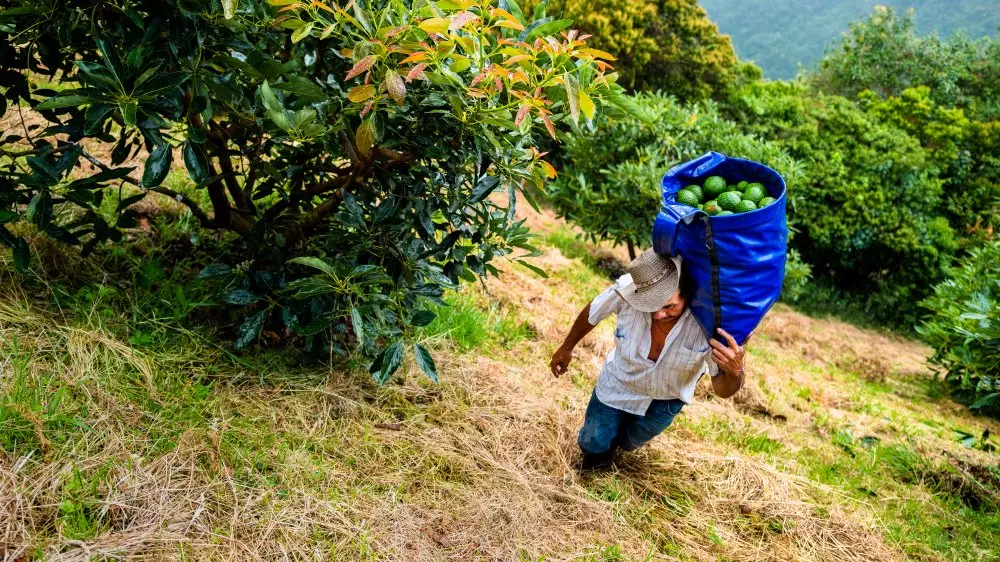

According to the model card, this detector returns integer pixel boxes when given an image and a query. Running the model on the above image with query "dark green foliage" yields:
[813,6,1000,121]
[530,0,750,100]
[0,0,633,381]
[724,81,959,326]
[545,91,798,257]
[917,241,1000,416]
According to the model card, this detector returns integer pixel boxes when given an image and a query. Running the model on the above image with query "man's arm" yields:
[709,328,746,399]
[550,303,597,377]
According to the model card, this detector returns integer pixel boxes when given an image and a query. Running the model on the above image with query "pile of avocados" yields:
[675,176,776,216]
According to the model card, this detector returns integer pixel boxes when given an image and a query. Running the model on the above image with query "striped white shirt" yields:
[589,274,718,415]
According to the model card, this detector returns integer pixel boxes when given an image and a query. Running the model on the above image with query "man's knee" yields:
[619,399,685,451]
[577,392,622,455]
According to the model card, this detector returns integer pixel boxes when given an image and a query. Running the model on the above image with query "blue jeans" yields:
[578,391,685,455]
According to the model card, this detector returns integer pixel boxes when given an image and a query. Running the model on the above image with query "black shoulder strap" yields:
[704,219,722,342]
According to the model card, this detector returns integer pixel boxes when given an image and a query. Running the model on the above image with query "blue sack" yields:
[652,152,788,345]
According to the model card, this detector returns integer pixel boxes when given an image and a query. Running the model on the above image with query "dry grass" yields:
[1,201,998,561]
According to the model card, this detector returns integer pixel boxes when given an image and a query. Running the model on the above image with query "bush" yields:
[917,241,1000,415]
[0,0,634,380]
[813,6,1000,121]
[529,0,749,100]
[860,87,999,252]
[724,81,958,327]
[546,92,798,259]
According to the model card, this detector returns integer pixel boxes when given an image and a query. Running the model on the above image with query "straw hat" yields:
[616,249,682,313]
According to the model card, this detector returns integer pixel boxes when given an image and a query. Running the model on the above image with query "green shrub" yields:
[724,81,958,327]
[546,92,797,259]
[813,6,1000,121]
[0,0,636,381]
[529,0,750,100]
[782,249,812,303]
[917,241,1000,415]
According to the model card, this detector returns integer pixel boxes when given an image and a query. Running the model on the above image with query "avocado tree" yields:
[547,92,797,259]
[0,0,633,380]
[524,0,753,99]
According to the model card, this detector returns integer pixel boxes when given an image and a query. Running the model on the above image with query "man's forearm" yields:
[559,303,596,350]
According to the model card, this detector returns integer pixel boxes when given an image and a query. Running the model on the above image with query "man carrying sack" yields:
[550,248,747,470]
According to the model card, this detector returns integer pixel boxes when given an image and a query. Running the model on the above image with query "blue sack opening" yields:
[652,152,788,345]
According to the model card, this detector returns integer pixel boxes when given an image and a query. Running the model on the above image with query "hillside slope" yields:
[699,0,1000,78]
[1,202,999,560]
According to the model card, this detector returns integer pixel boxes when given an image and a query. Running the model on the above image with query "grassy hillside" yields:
[2,198,999,560]
[699,0,1000,78]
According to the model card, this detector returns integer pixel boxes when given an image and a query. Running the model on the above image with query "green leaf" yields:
[224,289,260,305]
[564,74,579,124]
[579,90,596,121]
[120,100,138,127]
[970,393,1000,410]
[356,120,375,155]
[236,309,266,350]
[499,0,526,24]
[291,21,314,43]
[469,175,500,203]
[267,109,293,131]
[94,34,127,86]
[532,0,549,20]
[197,264,233,279]
[411,310,437,327]
[12,238,30,272]
[414,343,438,382]
[288,256,338,276]
[518,18,572,42]
[517,260,548,278]
[0,210,18,224]
[135,71,190,98]
[419,17,450,35]
[222,0,238,19]
[182,141,209,183]
[73,61,118,89]
[217,55,264,81]
[370,340,404,384]
[26,192,48,224]
[350,307,365,343]
[273,76,327,102]
[259,81,284,113]
[67,166,137,189]
[36,94,97,110]
[116,192,146,213]
[141,144,172,188]
[84,103,115,134]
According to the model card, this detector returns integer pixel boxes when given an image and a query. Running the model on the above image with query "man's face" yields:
[652,290,686,321]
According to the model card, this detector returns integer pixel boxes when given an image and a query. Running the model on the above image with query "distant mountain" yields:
[698,0,1000,79]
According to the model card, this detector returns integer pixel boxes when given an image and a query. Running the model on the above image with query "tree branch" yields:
[76,145,216,229]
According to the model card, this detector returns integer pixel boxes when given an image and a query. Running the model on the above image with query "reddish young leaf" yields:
[449,11,479,31]
[539,110,556,139]
[345,55,376,80]
[384,70,406,105]
[515,104,530,126]
[405,63,428,82]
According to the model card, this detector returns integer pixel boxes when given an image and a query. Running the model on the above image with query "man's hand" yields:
[550,345,573,377]
[710,328,745,376]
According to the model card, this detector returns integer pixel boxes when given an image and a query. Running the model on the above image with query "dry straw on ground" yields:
[1,203,997,561]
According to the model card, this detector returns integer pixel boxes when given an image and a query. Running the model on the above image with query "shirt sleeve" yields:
[707,360,721,378]
[587,278,626,325]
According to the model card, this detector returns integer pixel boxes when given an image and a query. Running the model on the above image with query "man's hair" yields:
[679,263,695,302]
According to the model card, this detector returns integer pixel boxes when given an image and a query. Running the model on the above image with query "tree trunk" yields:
[627,240,637,261]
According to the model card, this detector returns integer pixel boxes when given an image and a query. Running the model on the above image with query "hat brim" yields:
[615,264,680,313]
